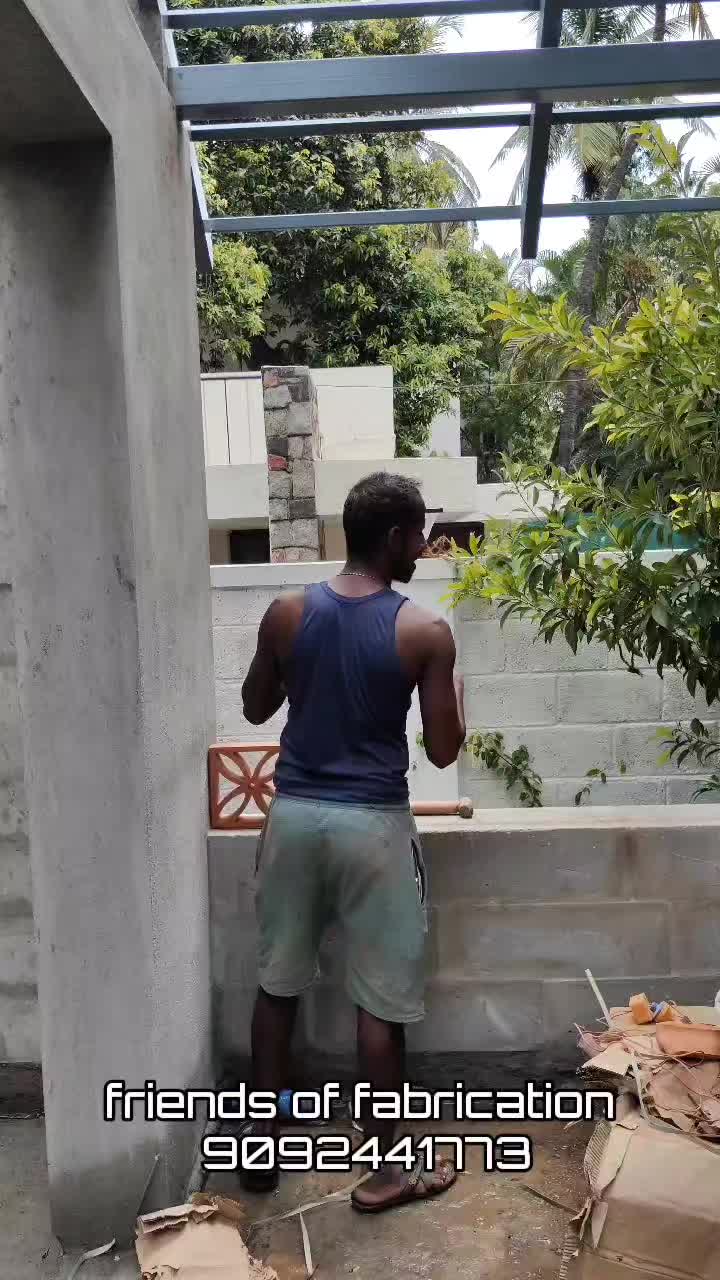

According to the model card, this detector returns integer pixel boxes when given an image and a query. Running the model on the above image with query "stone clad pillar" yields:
[262,367,321,562]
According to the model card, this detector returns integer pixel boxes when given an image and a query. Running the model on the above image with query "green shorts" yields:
[255,794,429,1024]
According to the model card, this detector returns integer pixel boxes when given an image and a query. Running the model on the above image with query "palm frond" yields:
[684,115,716,140]
[424,14,464,47]
[490,126,530,170]
[675,0,714,39]
[699,151,720,182]
[417,139,482,205]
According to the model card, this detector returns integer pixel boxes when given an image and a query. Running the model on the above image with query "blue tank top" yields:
[274,582,413,807]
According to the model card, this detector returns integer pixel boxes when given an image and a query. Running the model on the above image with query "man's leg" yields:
[252,986,299,1096]
[355,1007,405,1197]
[352,1005,455,1210]
[241,987,299,1192]
[357,1007,405,1152]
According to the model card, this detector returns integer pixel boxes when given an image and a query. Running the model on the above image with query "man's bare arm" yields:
[417,619,466,769]
[242,601,287,726]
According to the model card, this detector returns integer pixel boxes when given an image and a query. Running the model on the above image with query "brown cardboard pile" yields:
[569,1001,720,1278]
[571,1095,720,1279]
[578,1003,720,1141]
[135,1194,277,1280]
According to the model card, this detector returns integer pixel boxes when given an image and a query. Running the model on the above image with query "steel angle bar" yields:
[165,0,717,28]
[207,194,720,233]
[521,0,563,259]
[191,99,720,143]
[171,40,720,122]
[190,109,532,142]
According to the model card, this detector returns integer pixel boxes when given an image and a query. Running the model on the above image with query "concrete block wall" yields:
[211,560,720,808]
[456,600,720,807]
[0,437,38,1064]
[208,808,720,1068]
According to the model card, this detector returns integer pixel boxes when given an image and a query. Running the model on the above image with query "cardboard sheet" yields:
[136,1196,276,1280]
[574,1100,720,1279]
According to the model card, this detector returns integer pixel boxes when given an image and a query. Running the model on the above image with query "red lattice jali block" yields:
[209,743,279,830]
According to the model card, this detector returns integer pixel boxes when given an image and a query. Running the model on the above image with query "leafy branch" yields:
[464,731,544,808]
[574,760,627,806]
[657,719,720,799]
[416,729,544,807]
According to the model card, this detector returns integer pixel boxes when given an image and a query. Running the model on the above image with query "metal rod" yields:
[521,0,563,259]
[207,195,720,233]
[171,40,720,121]
[190,110,532,141]
[187,126,214,274]
[165,0,715,28]
[167,0,535,25]
[190,99,720,142]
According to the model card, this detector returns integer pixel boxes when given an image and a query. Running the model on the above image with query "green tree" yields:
[173,0,494,453]
[493,3,712,465]
[451,136,720,709]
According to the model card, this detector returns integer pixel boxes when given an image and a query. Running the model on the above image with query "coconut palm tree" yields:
[412,137,484,247]
[492,2,713,464]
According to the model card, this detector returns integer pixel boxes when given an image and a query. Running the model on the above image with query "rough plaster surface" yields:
[0,435,37,1065]
[0,0,215,1244]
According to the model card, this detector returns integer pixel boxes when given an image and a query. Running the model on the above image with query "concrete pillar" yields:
[0,432,37,1065]
[126,0,166,75]
[262,367,321,563]
[0,119,214,1252]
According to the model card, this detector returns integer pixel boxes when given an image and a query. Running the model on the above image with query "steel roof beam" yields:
[520,0,562,259]
[189,99,720,142]
[171,40,720,121]
[165,0,714,28]
[190,110,532,141]
[207,195,720,233]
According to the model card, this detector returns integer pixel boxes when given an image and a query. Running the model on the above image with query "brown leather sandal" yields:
[351,1157,456,1214]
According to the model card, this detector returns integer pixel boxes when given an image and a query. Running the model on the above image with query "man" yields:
[241,471,466,1211]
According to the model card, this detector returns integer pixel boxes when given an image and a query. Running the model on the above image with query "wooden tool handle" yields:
[411,798,474,819]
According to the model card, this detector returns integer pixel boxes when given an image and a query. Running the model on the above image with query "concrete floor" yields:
[1,1117,590,1280]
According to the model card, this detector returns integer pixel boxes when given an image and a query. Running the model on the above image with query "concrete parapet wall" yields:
[208,807,720,1072]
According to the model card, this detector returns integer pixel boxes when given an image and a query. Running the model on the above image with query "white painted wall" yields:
[201,373,266,466]
[314,457,478,520]
[311,367,395,460]
[424,397,461,458]
[202,370,467,469]
[206,464,268,527]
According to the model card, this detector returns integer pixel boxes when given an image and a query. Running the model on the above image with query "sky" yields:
[426,7,720,257]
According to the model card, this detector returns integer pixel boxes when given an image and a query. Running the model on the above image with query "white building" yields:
[202,367,488,562]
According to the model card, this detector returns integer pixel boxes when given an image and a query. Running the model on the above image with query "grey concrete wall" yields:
[1,0,215,1245]
[456,600,720,807]
[208,809,720,1072]
[0,436,38,1064]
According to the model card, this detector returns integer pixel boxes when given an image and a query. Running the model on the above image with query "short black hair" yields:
[343,472,425,557]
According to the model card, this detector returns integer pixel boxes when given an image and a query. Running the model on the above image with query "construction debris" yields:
[578,999,720,1141]
[568,979,720,1278]
[135,1193,277,1280]
[570,1093,720,1279]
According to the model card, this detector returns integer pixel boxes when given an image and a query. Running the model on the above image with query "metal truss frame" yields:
[154,0,720,263]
